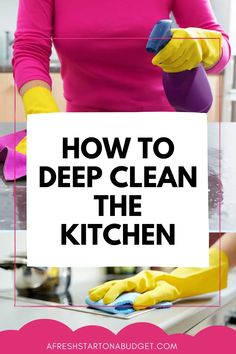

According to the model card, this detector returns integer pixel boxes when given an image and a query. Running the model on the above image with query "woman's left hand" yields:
[152,28,222,73]
[15,86,59,156]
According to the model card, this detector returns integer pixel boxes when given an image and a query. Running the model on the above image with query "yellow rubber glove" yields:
[89,248,228,310]
[22,86,59,115]
[15,87,59,155]
[152,28,222,73]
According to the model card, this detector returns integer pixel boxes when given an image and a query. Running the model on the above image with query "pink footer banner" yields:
[0,320,236,353]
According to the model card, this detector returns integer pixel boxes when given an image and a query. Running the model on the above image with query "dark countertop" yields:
[0,123,231,231]
[0,122,26,230]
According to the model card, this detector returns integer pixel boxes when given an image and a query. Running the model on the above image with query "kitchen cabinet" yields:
[0,72,221,123]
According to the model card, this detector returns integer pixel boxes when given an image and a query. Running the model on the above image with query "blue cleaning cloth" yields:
[85,292,172,315]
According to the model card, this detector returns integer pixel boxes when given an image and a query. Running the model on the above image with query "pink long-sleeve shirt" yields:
[13,0,230,112]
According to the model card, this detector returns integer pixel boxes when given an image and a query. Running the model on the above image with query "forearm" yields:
[173,0,231,73]
[211,233,236,268]
[13,0,54,91]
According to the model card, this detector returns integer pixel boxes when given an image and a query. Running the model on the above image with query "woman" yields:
[12,0,230,158]
[13,0,230,112]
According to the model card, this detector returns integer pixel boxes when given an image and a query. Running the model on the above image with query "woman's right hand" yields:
[152,28,222,73]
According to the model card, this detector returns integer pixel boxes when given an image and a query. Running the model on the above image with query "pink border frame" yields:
[12,37,223,309]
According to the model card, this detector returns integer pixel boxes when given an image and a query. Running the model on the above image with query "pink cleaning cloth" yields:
[0,130,26,181]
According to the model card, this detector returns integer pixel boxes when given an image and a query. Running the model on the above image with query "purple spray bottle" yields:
[146,19,213,113]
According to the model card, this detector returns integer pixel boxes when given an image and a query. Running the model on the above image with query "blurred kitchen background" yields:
[0,231,147,294]
[0,0,235,122]
[0,230,226,294]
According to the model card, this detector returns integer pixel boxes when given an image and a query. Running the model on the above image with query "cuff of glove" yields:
[204,46,223,71]
[169,248,229,298]
[23,86,59,116]
[209,247,229,290]
[205,36,229,74]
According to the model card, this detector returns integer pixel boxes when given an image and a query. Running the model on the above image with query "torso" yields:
[53,0,174,112]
